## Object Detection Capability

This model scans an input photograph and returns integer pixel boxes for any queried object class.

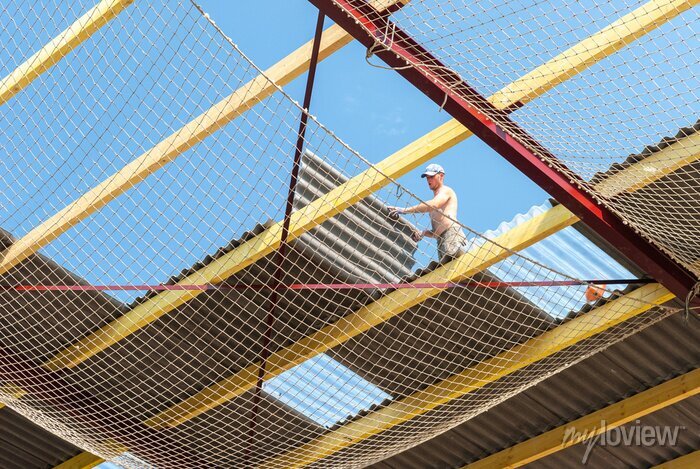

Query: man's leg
[437,225,467,261]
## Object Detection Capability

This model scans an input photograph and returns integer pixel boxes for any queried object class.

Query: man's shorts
[437,224,467,261]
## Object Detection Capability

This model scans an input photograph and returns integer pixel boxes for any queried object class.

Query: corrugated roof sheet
[588,118,700,276]
[370,301,696,469]
[479,201,637,317]
[590,119,700,187]
[0,406,84,469]
[1,151,693,468]
[296,151,418,283]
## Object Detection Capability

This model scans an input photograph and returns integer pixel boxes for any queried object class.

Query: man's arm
[414,228,436,241]
[389,190,450,216]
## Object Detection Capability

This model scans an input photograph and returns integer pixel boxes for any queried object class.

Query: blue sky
[2,1,694,292]
[5,2,669,467]
[193,0,550,234]
[0,0,562,305]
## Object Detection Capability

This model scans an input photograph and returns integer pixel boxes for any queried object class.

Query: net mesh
[0,1,690,468]
[344,0,700,275]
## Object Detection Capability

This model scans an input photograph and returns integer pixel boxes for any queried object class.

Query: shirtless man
[388,164,467,261]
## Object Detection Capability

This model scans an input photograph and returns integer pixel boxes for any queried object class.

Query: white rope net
[0,1,689,468]
[348,0,700,276]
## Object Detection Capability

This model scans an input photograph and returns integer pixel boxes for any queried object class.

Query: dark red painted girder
[308,0,698,300]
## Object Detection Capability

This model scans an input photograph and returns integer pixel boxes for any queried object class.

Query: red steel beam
[308,0,698,300]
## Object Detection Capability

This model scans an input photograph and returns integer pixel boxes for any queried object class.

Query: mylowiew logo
[562,419,685,465]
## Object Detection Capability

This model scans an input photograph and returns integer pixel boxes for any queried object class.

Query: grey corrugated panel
[295,213,408,283]
[51,193,638,465]
[294,192,412,281]
[0,228,120,468]
[40,213,551,464]
[300,150,416,241]
[369,310,698,469]
[297,150,418,278]
[295,231,396,289]
[0,228,124,363]
[599,315,698,386]
[0,406,83,469]
[296,159,416,252]
[531,447,627,469]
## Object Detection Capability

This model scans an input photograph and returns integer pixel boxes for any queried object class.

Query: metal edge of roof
[589,118,700,186]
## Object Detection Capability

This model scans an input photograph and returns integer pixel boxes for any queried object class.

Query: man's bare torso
[430,185,458,237]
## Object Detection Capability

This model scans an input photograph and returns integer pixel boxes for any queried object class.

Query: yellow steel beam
[652,450,700,469]
[489,0,698,109]
[595,131,700,198]
[53,452,105,469]
[6,0,688,280]
[40,0,686,371]
[464,368,700,468]
[0,383,27,409]
[0,0,134,106]
[145,204,577,428]
[263,283,674,468]
[0,18,359,278]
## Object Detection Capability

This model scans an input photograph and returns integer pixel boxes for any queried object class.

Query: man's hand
[387,206,405,220]
[412,229,425,242]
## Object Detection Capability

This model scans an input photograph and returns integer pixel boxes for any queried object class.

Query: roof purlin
[263,283,673,467]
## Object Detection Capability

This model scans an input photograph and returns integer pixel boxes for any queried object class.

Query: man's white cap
[421,163,445,178]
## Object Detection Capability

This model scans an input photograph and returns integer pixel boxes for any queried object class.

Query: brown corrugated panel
[589,120,700,187]
[369,310,699,469]
[0,406,83,469]
[610,162,700,268]
[161,390,326,466]
[529,398,700,469]
[329,269,554,399]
